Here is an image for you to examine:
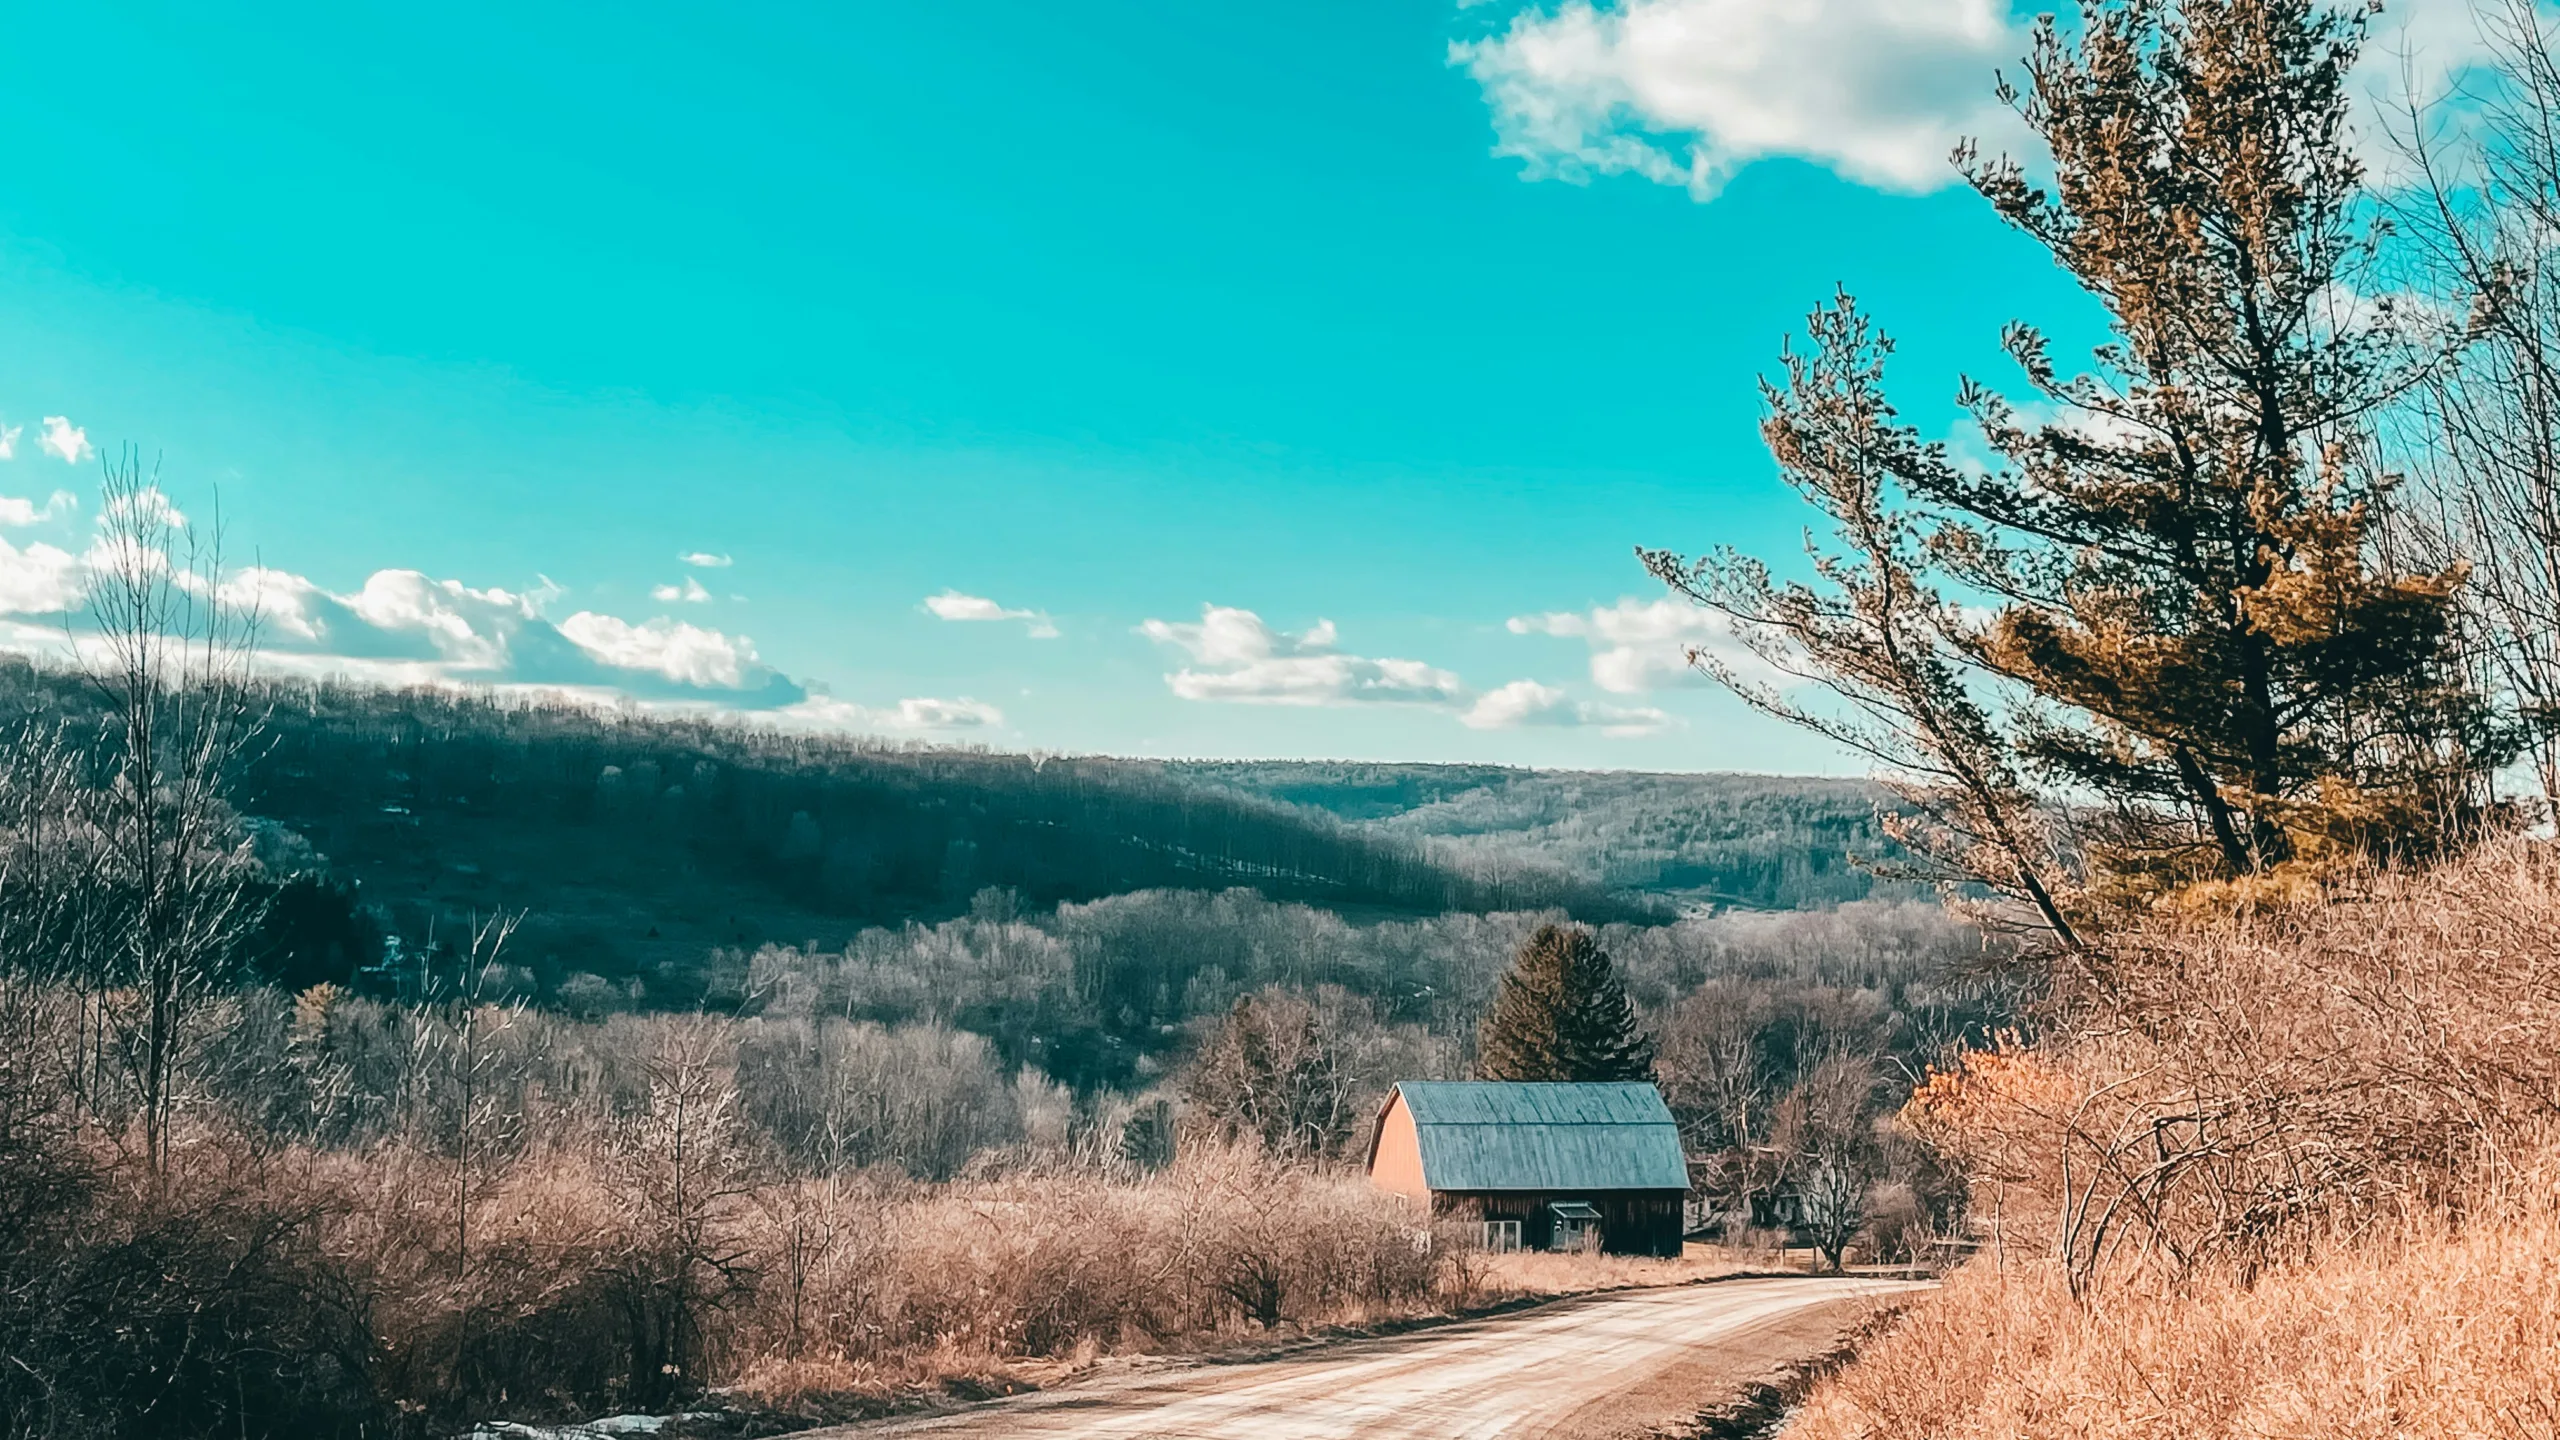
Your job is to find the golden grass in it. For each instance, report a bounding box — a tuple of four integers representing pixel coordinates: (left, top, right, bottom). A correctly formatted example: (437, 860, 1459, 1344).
(1798, 839, 2560, 1440)
(1474, 1242, 1756, 1299)
(1794, 1187, 2560, 1440)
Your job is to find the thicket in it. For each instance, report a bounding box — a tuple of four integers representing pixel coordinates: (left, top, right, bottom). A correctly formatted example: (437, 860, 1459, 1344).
(0, 934, 1490, 1433)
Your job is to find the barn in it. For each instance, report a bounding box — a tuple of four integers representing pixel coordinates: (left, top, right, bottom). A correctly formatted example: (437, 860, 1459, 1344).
(1365, 1081, 1689, 1257)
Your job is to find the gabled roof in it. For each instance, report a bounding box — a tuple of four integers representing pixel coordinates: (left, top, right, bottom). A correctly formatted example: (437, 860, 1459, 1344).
(1376, 1081, 1688, 1193)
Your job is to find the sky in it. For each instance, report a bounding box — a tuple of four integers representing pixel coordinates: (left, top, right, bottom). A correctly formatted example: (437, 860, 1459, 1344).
(0, 0, 2505, 773)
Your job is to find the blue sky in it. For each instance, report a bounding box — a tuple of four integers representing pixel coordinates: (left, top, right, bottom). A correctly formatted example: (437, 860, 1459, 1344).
(0, 0, 2482, 771)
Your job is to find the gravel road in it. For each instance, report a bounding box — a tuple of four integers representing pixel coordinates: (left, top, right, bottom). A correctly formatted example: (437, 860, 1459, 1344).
(808, 1275, 1926, 1440)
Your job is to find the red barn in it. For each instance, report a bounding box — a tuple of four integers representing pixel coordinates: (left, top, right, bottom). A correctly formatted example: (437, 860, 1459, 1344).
(1366, 1081, 1689, 1257)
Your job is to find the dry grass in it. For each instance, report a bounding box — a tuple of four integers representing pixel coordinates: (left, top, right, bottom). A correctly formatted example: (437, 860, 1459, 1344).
(1907, 837, 2560, 1287)
(1473, 1242, 1755, 1299)
(1793, 1182, 2560, 1439)
(1795, 839, 2560, 1438)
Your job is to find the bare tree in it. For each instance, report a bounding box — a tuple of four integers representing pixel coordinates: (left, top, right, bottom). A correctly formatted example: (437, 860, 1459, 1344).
(611, 1023, 758, 1408)
(79, 451, 266, 1172)
(2393, 0, 2560, 814)
(400, 912, 530, 1391)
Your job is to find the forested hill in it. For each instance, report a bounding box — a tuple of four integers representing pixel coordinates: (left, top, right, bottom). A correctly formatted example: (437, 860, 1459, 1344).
(1168, 762, 1901, 911)
(0, 665, 1893, 1000)
(0, 666, 1658, 990)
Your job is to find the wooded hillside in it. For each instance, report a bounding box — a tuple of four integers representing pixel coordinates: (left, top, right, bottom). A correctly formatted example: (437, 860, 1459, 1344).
(0, 664, 1902, 1008)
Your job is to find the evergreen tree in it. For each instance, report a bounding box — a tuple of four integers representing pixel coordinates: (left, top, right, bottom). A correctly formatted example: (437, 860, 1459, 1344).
(1475, 925, 1655, 1083)
(1927, 0, 2504, 897)
(1656, 0, 2512, 913)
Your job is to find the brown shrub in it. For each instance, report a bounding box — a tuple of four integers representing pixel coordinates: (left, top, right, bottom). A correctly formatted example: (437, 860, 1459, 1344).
(1791, 1171, 2560, 1439)
(1909, 838, 2560, 1289)
(733, 1143, 1445, 1373)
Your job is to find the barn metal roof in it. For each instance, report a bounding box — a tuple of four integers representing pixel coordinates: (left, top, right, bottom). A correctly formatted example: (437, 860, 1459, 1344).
(1388, 1081, 1688, 1194)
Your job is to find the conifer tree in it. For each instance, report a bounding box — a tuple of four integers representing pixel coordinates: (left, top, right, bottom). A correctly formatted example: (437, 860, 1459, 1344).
(1656, 0, 2511, 912)
(1475, 925, 1655, 1083)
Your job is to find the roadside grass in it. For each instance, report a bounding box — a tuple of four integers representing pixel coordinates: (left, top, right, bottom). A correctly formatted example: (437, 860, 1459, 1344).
(1789, 840, 2560, 1439)
(1790, 1188, 2560, 1439)
(1475, 1243, 1759, 1299)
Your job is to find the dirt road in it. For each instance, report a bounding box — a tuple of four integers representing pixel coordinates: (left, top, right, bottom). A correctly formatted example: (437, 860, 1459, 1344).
(811, 1276, 1925, 1440)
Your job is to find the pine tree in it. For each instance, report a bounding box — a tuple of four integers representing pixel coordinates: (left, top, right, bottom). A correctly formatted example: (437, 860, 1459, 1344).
(1921, 0, 2505, 898)
(1654, 0, 2512, 914)
(1475, 925, 1655, 1082)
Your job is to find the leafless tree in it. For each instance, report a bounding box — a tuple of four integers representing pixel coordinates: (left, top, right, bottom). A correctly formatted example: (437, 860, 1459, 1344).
(611, 1023, 758, 1408)
(401, 912, 531, 1389)
(2393, 0, 2560, 815)
(79, 450, 266, 1173)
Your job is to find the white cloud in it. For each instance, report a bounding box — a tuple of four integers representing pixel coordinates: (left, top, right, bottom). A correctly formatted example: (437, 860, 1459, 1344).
(1461, 678, 1675, 735)
(0, 537, 82, 614)
(2353, 0, 2522, 184)
(217, 566, 333, 640)
(1140, 605, 1468, 707)
(554, 612, 770, 690)
(652, 576, 713, 604)
(0, 423, 20, 460)
(101, 485, 184, 529)
(0, 490, 75, 528)
(1454, 0, 2508, 203)
(680, 551, 733, 569)
(346, 569, 535, 671)
(1453, 0, 2026, 199)
(769, 694, 1005, 733)
(0, 491, 819, 710)
(36, 417, 91, 465)
(925, 589, 1060, 639)
(1508, 596, 1764, 693)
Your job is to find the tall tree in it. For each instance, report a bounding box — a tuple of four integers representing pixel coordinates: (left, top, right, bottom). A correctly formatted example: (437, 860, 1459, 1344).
(1937, 0, 2502, 896)
(1475, 925, 1655, 1083)
(1663, 0, 2505, 910)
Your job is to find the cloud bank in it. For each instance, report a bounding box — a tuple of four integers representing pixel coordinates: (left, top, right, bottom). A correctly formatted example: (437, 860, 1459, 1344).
(0, 487, 994, 734)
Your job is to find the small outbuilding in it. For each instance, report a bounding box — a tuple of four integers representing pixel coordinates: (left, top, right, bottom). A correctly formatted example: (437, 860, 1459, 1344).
(1365, 1081, 1689, 1257)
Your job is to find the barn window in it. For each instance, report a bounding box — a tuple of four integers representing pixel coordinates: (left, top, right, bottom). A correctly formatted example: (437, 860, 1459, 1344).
(1480, 1219, 1522, 1253)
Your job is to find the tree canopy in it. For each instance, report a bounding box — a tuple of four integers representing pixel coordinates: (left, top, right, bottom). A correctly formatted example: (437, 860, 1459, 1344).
(1475, 924, 1657, 1083)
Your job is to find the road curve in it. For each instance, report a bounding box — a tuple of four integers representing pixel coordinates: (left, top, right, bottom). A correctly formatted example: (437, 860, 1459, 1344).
(810, 1276, 1927, 1440)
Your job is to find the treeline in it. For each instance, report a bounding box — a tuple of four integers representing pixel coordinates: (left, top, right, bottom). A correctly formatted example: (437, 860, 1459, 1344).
(1175, 762, 1903, 909)
(649, 889, 1998, 1094)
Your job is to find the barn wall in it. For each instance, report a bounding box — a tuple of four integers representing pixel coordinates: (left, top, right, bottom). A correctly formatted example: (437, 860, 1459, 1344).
(1431, 1190, 1686, 1258)
(1366, 1095, 1431, 1202)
